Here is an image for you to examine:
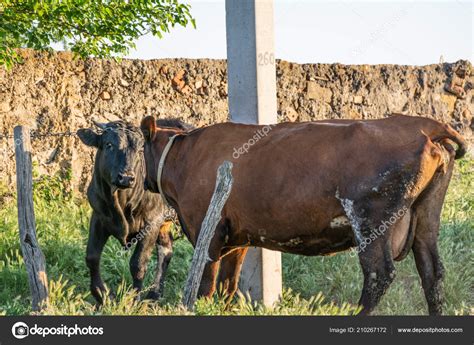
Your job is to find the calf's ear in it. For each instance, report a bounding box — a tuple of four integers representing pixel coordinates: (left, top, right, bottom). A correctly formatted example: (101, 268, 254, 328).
(77, 129, 101, 148)
(141, 116, 157, 141)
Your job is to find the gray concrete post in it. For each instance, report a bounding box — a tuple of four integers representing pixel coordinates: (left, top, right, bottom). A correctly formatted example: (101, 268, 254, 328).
(225, 0, 282, 306)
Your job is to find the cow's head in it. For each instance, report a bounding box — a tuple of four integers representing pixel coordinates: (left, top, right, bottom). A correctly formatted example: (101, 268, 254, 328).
(140, 116, 193, 194)
(77, 121, 144, 189)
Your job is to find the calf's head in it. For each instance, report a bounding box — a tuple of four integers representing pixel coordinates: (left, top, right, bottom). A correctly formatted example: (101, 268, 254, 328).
(77, 121, 144, 189)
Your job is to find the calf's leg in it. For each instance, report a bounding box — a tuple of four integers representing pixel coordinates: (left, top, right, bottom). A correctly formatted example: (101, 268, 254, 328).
(129, 227, 159, 294)
(145, 221, 174, 300)
(86, 215, 110, 304)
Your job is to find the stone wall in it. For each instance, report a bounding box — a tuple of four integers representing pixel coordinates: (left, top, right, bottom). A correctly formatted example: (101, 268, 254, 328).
(0, 49, 472, 195)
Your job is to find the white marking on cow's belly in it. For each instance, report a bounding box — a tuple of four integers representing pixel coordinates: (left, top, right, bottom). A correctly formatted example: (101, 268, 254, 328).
(335, 190, 364, 245)
(330, 216, 351, 228)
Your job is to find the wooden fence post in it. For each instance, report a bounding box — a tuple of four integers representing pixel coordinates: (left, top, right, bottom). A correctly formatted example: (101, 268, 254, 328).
(183, 161, 234, 310)
(14, 126, 48, 311)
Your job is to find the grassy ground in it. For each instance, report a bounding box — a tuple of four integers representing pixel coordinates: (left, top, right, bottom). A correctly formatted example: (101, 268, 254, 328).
(0, 159, 472, 315)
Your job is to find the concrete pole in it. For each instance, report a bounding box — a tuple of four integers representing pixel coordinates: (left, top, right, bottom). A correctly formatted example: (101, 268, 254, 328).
(225, 0, 282, 306)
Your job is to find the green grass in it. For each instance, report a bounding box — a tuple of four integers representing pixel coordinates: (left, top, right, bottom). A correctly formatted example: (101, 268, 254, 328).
(0, 159, 472, 315)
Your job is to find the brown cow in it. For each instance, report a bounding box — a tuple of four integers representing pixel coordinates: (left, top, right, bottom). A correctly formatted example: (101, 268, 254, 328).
(140, 114, 466, 315)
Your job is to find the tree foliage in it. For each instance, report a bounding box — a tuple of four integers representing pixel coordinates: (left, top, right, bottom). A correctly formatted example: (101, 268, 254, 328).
(0, 0, 195, 69)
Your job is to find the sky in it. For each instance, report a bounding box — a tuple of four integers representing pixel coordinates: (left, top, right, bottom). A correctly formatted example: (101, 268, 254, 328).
(125, 0, 473, 65)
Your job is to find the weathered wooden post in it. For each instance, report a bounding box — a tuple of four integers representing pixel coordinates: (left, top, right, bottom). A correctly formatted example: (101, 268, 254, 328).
(225, 0, 282, 306)
(183, 161, 234, 309)
(14, 126, 48, 311)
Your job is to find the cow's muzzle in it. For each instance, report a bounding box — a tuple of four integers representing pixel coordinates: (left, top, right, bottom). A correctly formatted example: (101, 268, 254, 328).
(114, 172, 136, 188)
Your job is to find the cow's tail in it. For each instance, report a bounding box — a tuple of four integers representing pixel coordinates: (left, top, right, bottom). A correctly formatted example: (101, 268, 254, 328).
(431, 124, 468, 160)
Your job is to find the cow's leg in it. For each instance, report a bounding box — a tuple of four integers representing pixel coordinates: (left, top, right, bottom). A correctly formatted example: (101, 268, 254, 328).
(86, 214, 110, 304)
(357, 239, 396, 315)
(197, 260, 221, 298)
(413, 236, 444, 315)
(354, 206, 399, 315)
(129, 227, 159, 294)
(411, 157, 454, 315)
(339, 197, 399, 315)
(217, 247, 248, 303)
(145, 221, 174, 300)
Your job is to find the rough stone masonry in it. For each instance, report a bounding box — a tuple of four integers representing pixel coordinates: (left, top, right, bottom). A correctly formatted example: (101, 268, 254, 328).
(0, 50, 472, 195)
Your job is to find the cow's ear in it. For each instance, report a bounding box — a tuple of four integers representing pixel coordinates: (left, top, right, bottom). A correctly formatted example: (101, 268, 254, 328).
(140, 116, 157, 141)
(77, 128, 101, 148)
